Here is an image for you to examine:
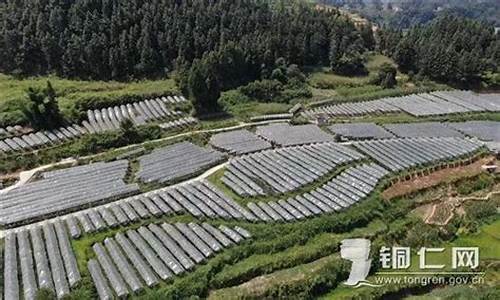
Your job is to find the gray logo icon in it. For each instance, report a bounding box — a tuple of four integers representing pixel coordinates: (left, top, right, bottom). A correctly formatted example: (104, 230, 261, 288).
(340, 238, 381, 288)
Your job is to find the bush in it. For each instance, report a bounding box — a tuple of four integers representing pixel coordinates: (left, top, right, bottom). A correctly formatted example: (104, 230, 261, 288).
(403, 221, 442, 249)
(282, 86, 312, 99)
(465, 200, 497, 221)
(71, 124, 162, 154)
(373, 63, 397, 88)
(218, 90, 251, 109)
(239, 80, 284, 102)
(455, 174, 495, 195)
(332, 52, 368, 76)
(35, 288, 56, 300)
(286, 64, 306, 82)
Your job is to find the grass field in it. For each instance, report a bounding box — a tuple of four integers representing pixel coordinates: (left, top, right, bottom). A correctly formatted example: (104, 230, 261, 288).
(0, 73, 178, 127)
(305, 54, 449, 105)
(320, 217, 500, 300)
(208, 219, 387, 299)
(452, 218, 500, 260)
(224, 101, 292, 120)
(307, 54, 396, 90)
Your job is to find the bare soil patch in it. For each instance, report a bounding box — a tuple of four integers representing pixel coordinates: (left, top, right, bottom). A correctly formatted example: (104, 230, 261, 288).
(382, 156, 497, 201)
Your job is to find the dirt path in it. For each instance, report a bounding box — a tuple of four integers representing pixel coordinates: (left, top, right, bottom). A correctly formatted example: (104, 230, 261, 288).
(382, 156, 497, 201)
(424, 188, 500, 225)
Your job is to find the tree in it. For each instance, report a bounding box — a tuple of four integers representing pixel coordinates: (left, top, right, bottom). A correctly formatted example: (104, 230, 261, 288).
(393, 38, 417, 73)
(375, 63, 397, 88)
(44, 81, 64, 126)
(22, 81, 64, 129)
(0, 0, 369, 80)
(388, 15, 498, 86)
(332, 52, 367, 76)
(186, 57, 221, 116)
(359, 25, 375, 50)
(119, 118, 139, 143)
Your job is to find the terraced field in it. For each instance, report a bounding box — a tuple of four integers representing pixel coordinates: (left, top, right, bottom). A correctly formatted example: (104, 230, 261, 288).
(0, 92, 497, 299)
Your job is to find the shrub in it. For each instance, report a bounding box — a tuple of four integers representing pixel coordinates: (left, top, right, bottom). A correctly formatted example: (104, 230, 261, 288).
(465, 200, 497, 221)
(455, 173, 495, 195)
(373, 63, 398, 88)
(35, 288, 56, 300)
(239, 80, 284, 102)
(218, 90, 251, 109)
(332, 52, 368, 76)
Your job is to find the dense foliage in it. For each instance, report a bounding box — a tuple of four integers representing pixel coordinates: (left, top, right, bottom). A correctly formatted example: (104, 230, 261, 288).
(382, 15, 499, 86)
(0, 0, 368, 81)
(22, 81, 64, 129)
(373, 63, 397, 88)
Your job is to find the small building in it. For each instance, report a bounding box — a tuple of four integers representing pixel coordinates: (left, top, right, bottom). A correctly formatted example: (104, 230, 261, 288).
(315, 113, 329, 126)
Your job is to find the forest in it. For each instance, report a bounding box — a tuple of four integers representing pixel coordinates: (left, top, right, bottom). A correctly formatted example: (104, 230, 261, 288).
(0, 0, 370, 81)
(0, 0, 498, 118)
(379, 15, 499, 86)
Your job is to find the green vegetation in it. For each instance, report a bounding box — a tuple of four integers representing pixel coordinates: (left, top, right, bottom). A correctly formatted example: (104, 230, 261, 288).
(452, 219, 500, 260)
(211, 219, 386, 290)
(23, 81, 64, 130)
(0, 0, 365, 81)
(305, 53, 449, 106)
(406, 285, 500, 300)
(308, 54, 396, 89)
(373, 63, 397, 89)
(383, 15, 499, 87)
(209, 254, 348, 299)
(455, 173, 496, 196)
(0, 74, 178, 127)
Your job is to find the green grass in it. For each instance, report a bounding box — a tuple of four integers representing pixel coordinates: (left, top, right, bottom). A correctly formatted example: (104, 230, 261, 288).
(210, 219, 387, 289)
(0, 73, 178, 126)
(307, 54, 395, 90)
(305, 53, 450, 105)
(451, 219, 500, 260)
(224, 101, 291, 120)
(320, 217, 500, 300)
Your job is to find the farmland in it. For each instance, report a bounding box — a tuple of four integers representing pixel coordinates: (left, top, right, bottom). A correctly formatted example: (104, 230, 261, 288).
(0, 1, 499, 298)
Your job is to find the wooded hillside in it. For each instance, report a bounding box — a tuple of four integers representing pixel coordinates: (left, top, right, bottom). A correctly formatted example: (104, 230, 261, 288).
(0, 0, 368, 80)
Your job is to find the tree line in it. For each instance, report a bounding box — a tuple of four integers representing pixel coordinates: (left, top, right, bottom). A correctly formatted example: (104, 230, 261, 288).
(378, 15, 499, 86)
(0, 0, 371, 81)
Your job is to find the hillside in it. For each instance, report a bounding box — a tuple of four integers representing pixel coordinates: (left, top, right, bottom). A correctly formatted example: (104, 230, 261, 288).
(0, 0, 364, 80)
(314, 0, 500, 28)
